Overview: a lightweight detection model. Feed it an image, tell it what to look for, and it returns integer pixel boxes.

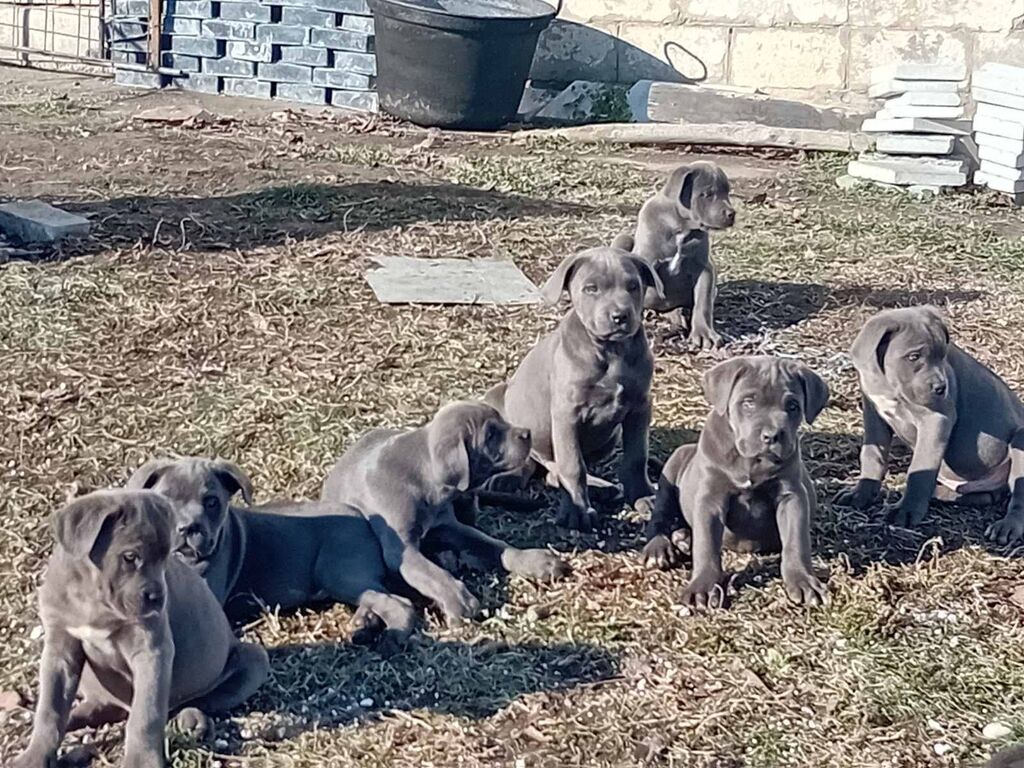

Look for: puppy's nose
[931,381,947,396]
[143,588,165,609]
[610,310,629,326]
[761,427,785,445]
[724,208,736,225]
[516,428,531,443]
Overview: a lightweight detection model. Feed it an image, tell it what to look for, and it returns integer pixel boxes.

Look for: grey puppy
[128,457,417,654]
[321,401,571,625]
[641,356,830,608]
[15,490,268,768]
[484,244,664,532]
[834,306,1024,538]
[619,162,736,350]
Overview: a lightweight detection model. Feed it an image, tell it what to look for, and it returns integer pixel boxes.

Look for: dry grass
[4,74,1024,768]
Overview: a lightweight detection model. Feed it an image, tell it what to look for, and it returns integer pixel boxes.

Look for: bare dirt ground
[3,66,1024,768]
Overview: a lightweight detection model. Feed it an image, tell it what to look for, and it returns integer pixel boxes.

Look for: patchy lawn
[3,69,1024,768]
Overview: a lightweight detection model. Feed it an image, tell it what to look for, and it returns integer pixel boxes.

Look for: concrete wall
[532,0,1024,98]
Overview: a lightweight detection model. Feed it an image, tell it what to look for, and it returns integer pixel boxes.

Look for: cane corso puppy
[321,401,570,626]
[484,244,664,532]
[15,490,268,768]
[834,306,1024,540]
[128,457,418,653]
[642,356,830,608]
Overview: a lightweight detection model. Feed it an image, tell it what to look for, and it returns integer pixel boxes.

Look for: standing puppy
[834,306,1024,539]
[322,401,570,626]
[623,162,736,349]
[15,490,268,768]
[128,457,418,654]
[642,356,829,608]
[486,245,664,531]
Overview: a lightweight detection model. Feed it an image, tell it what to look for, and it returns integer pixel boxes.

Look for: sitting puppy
[642,356,829,608]
[619,161,736,350]
[834,306,1024,539]
[321,401,570,625]
[484,244,663,532]
[128,457,417,654]
[15,490,268,768]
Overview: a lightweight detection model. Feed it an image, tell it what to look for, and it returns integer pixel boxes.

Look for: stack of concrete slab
[848,63,972,190]
[972,63,1024,200]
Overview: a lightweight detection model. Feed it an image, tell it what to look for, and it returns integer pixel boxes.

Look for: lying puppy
[321,401,570,625]
[485,244,663,532]
[15,490,267,768]
[128,457,417,653]
[622,161,736,350]
[642,356,829,608]
[834,306,1024,539]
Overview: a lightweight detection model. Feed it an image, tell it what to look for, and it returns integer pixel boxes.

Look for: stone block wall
[111,0,377,110]
[531,0,1024,98]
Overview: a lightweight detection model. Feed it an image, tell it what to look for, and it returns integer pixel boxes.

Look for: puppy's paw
[679,570,726,609]
[504,548,571,580]
[440,584,481,626]
[883,497,928,529]
[589,483,624,509]
[375,630,409,659]
[633,494,656,517]
[986,512,1024,545]
[350,606,386,646]
[782,568,828,606]
[174,707,214,742]
[641,535,683,570]
[832,480,881,510]
[556,501,599,532]
[12,748,58,768]
[689,326,722,351]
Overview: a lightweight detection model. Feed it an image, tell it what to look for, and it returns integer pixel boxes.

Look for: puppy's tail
[611,232,635,252]
[475,490,546,512]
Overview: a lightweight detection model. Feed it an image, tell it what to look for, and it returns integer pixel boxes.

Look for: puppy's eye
[625,280,640,292]
[906,352,921,363]
[582,284,599,295]
[202,496,220,514]
[785,401,801,413]
[741,399,756,411]
[122,551,140,566]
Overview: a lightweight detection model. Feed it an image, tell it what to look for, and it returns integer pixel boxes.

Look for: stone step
[973,131,1024,153]
[975,169,1024,193]
[887,91,961,107]
[870,62,967,83]
[868,78,960,99]
[847,157,967,187]
[876,104,966,119]
[874,133,955,155]
[857,152,967,171]
[0,200,90,243]
[979,159,1024,181]
[972,86,1024,111]
[973,63,1024,98]
[973,113,1024,140]
[978,143,1024,168]
[861,116,972,134]
[975,101,1024,125]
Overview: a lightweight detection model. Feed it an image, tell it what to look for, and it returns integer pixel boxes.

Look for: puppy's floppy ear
[663,165,696,210]
[211,458,254,505]
[702,358,746,415]
[126,457,176,492]
[429,424,471,492]
[540,253,586,305]
[611,232,634,251]
[919,305,951,347]
[628,255,665,300]
[849,312,899,379]
[53,492,121,566]
[789,363,830,424]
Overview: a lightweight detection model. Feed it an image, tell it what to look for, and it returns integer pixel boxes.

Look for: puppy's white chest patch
[868,393,900,423]
[67,624,117,655]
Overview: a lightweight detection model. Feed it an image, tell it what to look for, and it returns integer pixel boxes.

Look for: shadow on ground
[8,181,591,261]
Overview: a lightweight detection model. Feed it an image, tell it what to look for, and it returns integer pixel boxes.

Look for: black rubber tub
[367,0,560,130]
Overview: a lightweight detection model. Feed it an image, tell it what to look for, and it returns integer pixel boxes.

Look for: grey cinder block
[162,52,203,72]
[163,16,202,35]
[312,68,371,89]
[112,0,151,16]
[255,24,308,44]
[114,68,167,89]
[168,0,214,17]
[330,89,377,112]
[310,27,370,51]
[315,0,368,12]
[330,50,375,75]
[226,40,273,61]
[339,14,373,33]
[0,200,91,243]
[203,56,255,76]
[112,50,148,65]
[281,6,335,26]
[169,35,220,56]
[276,83,328,104]
[258,61,313,82]
[171,73,221,93]
[202,19,257,39]
[218,1,273,21]
[279,45,329,66]
[223,77,273,98]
